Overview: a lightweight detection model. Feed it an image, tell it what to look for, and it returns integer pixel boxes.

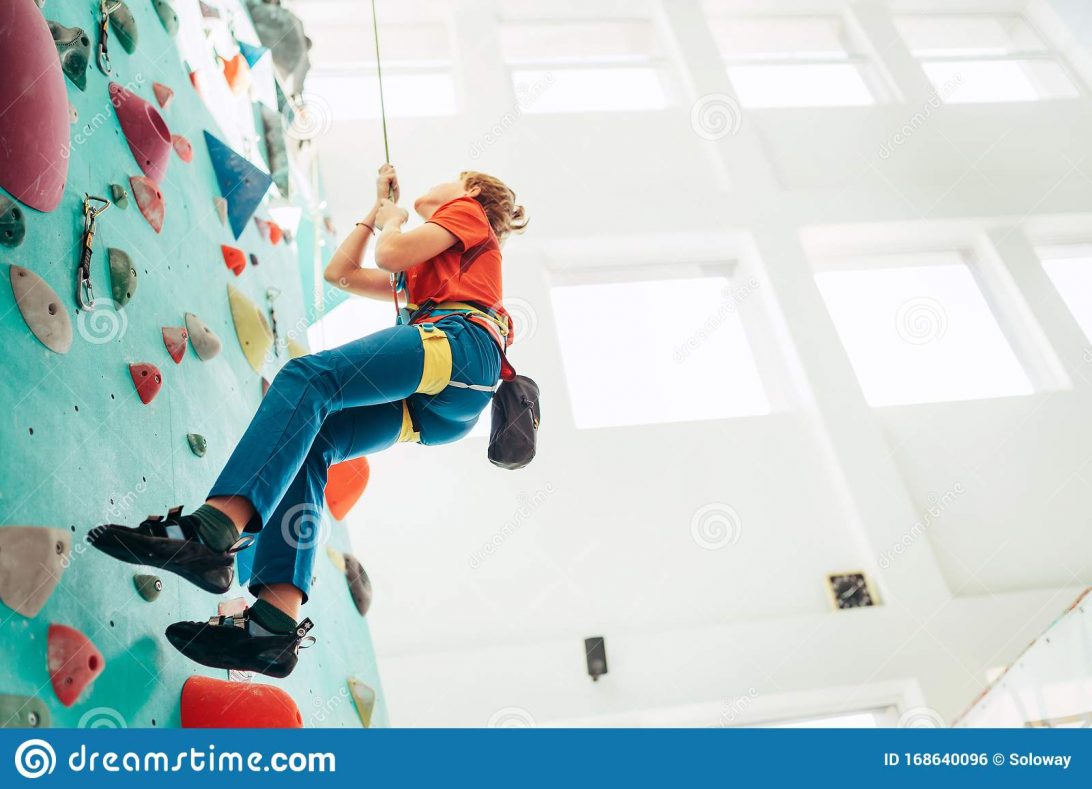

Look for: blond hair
[460,171,529,241]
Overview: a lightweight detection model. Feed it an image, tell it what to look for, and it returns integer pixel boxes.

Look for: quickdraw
[77,195,112,311]
[267,286,282,356]
[97,0,123,76]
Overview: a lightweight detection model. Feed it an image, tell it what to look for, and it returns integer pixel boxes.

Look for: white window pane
[896,15,1047,57]
[1039,249,1092,342]
[708,17,855,60]
[501,21,661,63]
[728,64,874,107]
[312,23,451,67]
[514,68,667,113]
[305,72,456,119]
[552,278,769,428]
[816,264,1033,407]
[308,295,392,352]
[923,60,1079,103]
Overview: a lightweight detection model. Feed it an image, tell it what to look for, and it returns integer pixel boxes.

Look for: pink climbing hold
[110,82,172,183]
[130,176,165,233]
[172,134,193,163]
[162,326,188,364]
[0,0,71,211]
[129,362,163,404]
[47,624,105,707]
[153,81,174,109]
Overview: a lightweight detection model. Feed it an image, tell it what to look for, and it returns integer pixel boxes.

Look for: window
[753,707,900,728]
[551,276,769,428]
[501,20,671,112]
[305,23,456,119]
[307,293,392,353]
[703,11,882,107]
[815,257,1033,406]
[895,15,1081,103]
[1038,245,1092,342]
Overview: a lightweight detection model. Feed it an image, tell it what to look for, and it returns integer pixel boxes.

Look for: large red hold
[0,0,71,211]
[325,457,370,521]
[110,82,173,183]
[129,363,163,404]
[48,624,105,707]
[181,676,303,728]
[221,245,246,276]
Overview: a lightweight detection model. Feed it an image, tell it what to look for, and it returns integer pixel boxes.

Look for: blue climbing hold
[238,42,268,69]
[204,131,273,240]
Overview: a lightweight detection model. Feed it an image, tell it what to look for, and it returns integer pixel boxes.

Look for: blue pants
[209,317,500,602]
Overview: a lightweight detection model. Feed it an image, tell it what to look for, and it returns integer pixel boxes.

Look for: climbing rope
[371,0,391,169]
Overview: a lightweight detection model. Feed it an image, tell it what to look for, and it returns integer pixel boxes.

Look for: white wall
[295,0,1091,725]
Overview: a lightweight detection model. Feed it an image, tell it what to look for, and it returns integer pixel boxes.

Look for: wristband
[355,221,375,233]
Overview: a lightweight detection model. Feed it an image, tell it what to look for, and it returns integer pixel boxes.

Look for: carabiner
[77,195,112,311]
[97,0,122,76]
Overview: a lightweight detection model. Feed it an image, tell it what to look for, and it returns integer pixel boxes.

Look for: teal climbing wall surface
[0,0,386,728]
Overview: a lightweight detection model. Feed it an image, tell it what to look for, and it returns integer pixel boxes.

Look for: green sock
[187,505,240,553]
[249,599,297,635]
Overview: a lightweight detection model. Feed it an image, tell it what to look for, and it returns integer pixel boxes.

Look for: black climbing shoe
[165,610,315,679]
[88,506,249,594]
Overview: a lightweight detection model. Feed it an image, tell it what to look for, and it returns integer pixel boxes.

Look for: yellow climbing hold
[226,284,273,374]
[286,337,308,359]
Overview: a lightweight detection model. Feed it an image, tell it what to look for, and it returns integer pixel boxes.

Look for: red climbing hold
[110,83,172,184]
[129,363,163,404]
[0,0,70,211]
[325,457,371,521]
[221,244,246,277]
[47,624,105,707]
[268,221,284,245]
[189,67,205,96]
[130,176,165,233]
[221,53,251,95]
[172,134,193,163]
[153,82,174,110]
[181,676,303,728]
[162,327,188,364]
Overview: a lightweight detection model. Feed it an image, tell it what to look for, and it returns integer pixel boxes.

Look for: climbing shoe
[165,607,315,679]
[88,505,250,594]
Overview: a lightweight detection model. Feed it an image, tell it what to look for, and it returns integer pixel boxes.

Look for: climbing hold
[325,458,370,521]
[239,42,268,68]
[347,678,375,728]
[254,217,271,241]
[268,221,284,245]
[152,0,178,36]
[133,573,162,602]
[261,377,271,397]
[213,196,228,225]
[325,547,346,573]
[286,337,307,358]
[172,133,193,163]
[108,248,137,306]
[198,1,220,20]
[0,0,70,211]
[249,2,311,95]
[9,266,72,354]
[204,131,273,239]
[259,105,289,194]
[187,432,207,456]
[227,284,273,373]
[161,326,188,363]
[0,197,27,248]
[110,183,129,209]
[130,176,165,233]
[48,22,90,91]
[181,676,303,728]
[152,81,174,109]
[129,363,163,404]
[107,1,138,54]
[0,526,70,618]
[48,624,105,707]
[221,244,246,276]
[0,694,51,728]
[221,53,251,95]
[110,83,172,183]
[249,253,259,267]
[343,554,372,616]
[188,66,205,96]
[185,312,221,360]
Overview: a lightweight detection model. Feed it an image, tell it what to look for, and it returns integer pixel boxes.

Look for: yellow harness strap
[415,323,453,395]
[398,401,420,443]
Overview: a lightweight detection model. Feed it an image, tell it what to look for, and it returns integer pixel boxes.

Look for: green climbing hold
[108,248,137,306]
[187,433,207,457]
[134,574,162,602]
[153,0,179,36]
[48,22,91,91]
[110,183,129,209]
[108,1,139,54]
[0,197,26,248]
[0,694,51,729]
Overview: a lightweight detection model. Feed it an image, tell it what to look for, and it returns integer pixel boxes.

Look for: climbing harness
[267,287,282,356]
[97,0,123,75]
[77,195,111,311]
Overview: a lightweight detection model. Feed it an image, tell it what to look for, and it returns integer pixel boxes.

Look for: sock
[186,505,241,553]
[248,599,297,636]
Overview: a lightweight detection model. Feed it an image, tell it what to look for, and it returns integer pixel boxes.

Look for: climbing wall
[0,0,386,728]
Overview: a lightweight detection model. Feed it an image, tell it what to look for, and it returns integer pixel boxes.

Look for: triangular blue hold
[204,131,274,239]
[238,42,268,69]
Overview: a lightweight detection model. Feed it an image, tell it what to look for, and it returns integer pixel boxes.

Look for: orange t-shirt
[406,196,513,347]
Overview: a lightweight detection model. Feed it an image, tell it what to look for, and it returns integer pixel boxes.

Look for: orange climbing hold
[153,82,174,110]
[162,326,188,364]
[220,53,251,95]
[129,363,163,404]
[48,624,105,707]
[181,676,303,728]
[221,244,246,277]
[268,221,283,245]
[325,457,370,521]
[130,176,165,233]
[172,134,193,163]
